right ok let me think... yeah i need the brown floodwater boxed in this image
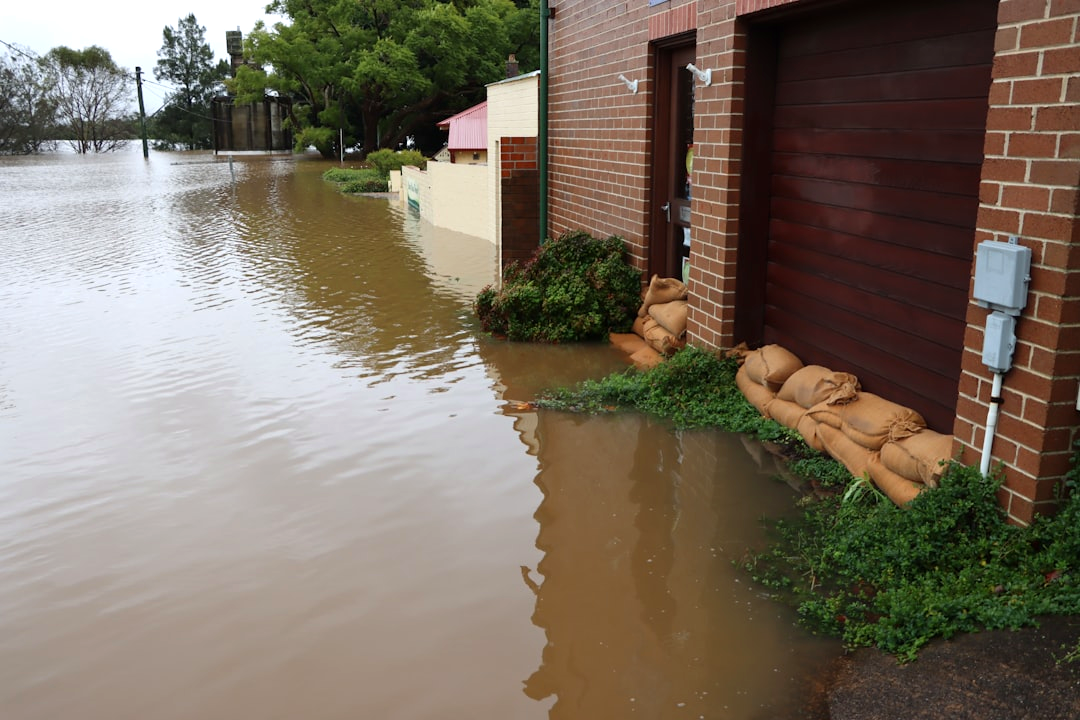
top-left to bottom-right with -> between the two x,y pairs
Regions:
0,147 -> 837,719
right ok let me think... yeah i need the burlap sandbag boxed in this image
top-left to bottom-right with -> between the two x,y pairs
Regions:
768,397 -> 805,431
880,430 -> 954,488
776,365 -> 860,409
609,331 -> 649,356
638,275 -> 688,317
741,344 -> 804,393
630,345 -> 663,369
641,317 -> 681,356
736,364 -> 775,418
648,300 -> 688,337
808,392 -> 926,451
867,452 -> 925,506
817,423 -> 872,480
797,414 -> 826,453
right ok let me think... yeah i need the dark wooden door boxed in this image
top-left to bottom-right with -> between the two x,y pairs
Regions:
746,0 -> 996,431
650,42 -> 696,281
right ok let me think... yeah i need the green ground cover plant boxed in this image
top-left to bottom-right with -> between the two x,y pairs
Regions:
322,151 -> 426,195
364,149 -> 426,175
474,230 -> 642,343
537,346 -> 1080,662
322,167 -> 387,193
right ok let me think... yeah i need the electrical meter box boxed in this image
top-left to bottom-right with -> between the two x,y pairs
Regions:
982,312 -> 1017,373
973,239 -> 1031,316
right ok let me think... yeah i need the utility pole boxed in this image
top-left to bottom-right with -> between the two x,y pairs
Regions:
135,66 -> 149,159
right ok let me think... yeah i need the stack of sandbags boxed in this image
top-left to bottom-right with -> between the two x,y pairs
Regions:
730,344 -> 953,507
806,392 -> 926,492
768,365 -> 860,452
635,275 -> 688,356
867,430 -> 954,505
734,344 -> 804,416
638,274 -> 688,315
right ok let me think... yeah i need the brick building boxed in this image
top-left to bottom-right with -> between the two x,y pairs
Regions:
544,0 -> 1080,523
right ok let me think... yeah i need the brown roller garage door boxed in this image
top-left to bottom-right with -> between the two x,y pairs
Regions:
751,0 -> 997,432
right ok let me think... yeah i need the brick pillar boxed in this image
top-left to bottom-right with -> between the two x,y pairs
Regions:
684,2 -> 745,350
955,0 -> 1080,523
500,136 -> 540,271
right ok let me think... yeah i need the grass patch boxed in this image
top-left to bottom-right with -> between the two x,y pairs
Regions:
538,346 -> 1080,662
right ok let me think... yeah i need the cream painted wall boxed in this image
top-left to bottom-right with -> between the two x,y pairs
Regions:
399,163 -> 491,242
396,73 -> 538,250
451,150 -> 488,164
429,161 -> 490,240
486,72 -> 540,262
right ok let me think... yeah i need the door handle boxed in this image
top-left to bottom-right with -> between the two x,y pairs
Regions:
660,202 -> 670,222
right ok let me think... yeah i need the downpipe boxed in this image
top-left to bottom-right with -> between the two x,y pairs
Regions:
538,0 -> 551,246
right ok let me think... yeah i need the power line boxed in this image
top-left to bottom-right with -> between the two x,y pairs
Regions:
0,38 -> 42,63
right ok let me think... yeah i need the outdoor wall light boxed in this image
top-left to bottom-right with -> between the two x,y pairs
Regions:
617,74 -> 639,94
686,63 -> 712,87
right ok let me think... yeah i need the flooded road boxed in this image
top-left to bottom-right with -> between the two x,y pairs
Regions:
0,148 -> 836,719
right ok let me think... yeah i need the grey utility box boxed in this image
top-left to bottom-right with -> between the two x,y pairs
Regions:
982,312 -> 1017,373
973,239 -> 1032,317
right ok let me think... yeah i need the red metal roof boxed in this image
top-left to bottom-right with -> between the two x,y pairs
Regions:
437,101 -> 487,151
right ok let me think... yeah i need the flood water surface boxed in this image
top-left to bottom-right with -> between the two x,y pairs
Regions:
0,149 -> 836,719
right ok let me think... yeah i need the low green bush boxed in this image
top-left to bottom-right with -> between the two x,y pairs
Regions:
322,168 -> 387,193
366,148 -> 426,174
538,346 -> 1080,662
474,230 -> 642,343
322,167 -> 364,183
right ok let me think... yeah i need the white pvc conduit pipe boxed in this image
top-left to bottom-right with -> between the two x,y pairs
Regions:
979,372 -> 1005,476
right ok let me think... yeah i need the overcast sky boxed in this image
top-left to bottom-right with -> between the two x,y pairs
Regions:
1,1 -> 281,109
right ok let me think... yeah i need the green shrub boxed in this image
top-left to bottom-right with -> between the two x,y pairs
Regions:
474,230 -> 642,343
366,148 -> 426,174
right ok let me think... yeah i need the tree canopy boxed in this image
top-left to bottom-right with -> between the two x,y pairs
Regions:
46,45 -> 132,154
0,45 -> 57,154
233,0 -> 539,158
153,14 -> 230,150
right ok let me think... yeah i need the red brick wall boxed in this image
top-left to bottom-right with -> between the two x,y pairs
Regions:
546,0 -> 746,345
547,0 -> 659,267
954,0 -> 1080,524
546,0 -> 1080,522
500,137 -> 540,270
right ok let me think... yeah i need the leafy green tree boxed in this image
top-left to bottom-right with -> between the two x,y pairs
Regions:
235,0 -> 538,158
0,46 -> 57,154
153,14 -> 230,150
45,45 -> 132,153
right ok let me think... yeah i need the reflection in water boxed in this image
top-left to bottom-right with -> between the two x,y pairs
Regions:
516,411 -> 837,719
0,148 -> 835,720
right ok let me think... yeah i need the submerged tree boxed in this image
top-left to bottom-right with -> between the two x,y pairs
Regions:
0,46 -> 57,154
45,45 -> 132,153
234,0 -> 539,158
153,14 -> 230,150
